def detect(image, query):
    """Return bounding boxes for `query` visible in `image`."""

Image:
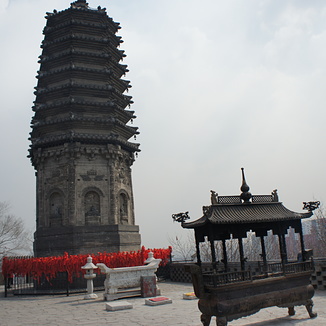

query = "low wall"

[311,259,326,290]
[170,261,264,283]
[170,259,326,290]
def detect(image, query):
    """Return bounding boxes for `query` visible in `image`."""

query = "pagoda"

[29,0,141,257]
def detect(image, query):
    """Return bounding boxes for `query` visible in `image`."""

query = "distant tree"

[308,204,326,257]
[0,201,32,258]
[168,231,196,261]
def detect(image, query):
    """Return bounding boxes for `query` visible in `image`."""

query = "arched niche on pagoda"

[118,190,130,225]
[82,187,104,226]
[48,189,65,227]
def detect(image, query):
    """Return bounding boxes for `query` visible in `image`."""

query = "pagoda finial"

[240,168,252,203]
[71,0,89,9]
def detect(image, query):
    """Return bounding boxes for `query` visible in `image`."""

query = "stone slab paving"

[1,282,325,326]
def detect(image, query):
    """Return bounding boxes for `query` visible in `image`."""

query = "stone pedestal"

[141,276,157,298]
[97,253,161,301]
[34,225,141,257]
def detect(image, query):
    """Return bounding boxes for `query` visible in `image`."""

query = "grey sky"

[0,0,325,249]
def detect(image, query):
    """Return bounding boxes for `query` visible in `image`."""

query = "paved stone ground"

[1,281,325,326]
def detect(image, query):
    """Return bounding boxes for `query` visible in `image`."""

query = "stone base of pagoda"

[33,224,141,257]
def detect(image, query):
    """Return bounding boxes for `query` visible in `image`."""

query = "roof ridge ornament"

[271,189,279,202]
[240,167,252,203]
[210,190,218,205]
[172,211,190,224]
[303,201,320,212]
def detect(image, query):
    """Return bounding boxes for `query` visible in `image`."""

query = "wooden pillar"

[238,237,245,271]
[281,234,288,263]
[260,236,268,273]
[195,239,202,266]
[222,239,228,271]
[278,233,288,273]
[210,239,217,270]
[194,229,202,266]
[208,226,217,270]
[298,222,306,261]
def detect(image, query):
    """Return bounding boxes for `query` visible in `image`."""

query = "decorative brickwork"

[311,259,326,290]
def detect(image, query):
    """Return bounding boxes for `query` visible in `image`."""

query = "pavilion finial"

[240,168,252,203]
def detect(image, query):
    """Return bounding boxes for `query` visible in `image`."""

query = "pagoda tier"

[30,1,141,257]
[29,0,139,168]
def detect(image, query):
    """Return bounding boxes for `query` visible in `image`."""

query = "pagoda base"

[33,224,141,257]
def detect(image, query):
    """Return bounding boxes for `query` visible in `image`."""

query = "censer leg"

[305,299,317,318]
[200,313,212,326]
[288,306,295,316]
[216,316,227,326]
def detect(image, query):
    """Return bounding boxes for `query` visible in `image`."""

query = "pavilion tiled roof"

[183,201,313,228]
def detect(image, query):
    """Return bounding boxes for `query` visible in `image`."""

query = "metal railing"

[203,270,252,286]
[201,261,313,287]
[258,261,314,276]
[3,264,169,297]
[3,272,103,297]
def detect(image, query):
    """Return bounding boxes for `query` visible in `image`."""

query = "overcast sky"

[1,0,326,250]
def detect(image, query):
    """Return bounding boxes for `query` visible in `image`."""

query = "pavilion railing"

[203,270,252,286]
[217,195,274,204]
[258,261,314,276]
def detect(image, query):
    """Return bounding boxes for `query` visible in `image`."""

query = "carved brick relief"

[49,192,63,227]
[119,191,129,225]
[84,190,101,225]
[80,169,105,182]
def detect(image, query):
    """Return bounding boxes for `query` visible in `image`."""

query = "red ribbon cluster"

[2,246,172,283]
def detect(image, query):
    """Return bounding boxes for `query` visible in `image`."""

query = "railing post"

[66,272,69,296]
[4,276,8,297]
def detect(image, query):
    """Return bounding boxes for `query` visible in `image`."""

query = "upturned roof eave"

[182,202,313,228]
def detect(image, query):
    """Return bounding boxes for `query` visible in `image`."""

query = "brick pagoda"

[29,0,141,256]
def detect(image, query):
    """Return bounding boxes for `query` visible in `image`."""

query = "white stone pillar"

[81,256,98,299]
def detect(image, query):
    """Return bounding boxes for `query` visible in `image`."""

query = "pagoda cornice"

[31,114,139,135]
[35,86,133,109]
[38,51,129,77]
[29,143,135,168]
[30,132,140,152]
[39,49,110,63]
[32,98,135,118]
[45,3,121,31]
[35,82,114,95]
[41,34,122,48]
[43,19,116,34]
[42,43,126,62]
[46,6,108,16]
[37,65,112,78]
[45,5,116,20]
[37,72,131,95]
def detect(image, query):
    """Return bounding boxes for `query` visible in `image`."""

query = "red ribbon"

[1,247,172,283]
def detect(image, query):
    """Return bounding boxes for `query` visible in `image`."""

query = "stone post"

[81,256,98,299]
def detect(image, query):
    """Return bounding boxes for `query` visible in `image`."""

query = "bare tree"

[168,230,196,261]
[314,206,326,256]
[304,204,326,257]
[0,201,32,257]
